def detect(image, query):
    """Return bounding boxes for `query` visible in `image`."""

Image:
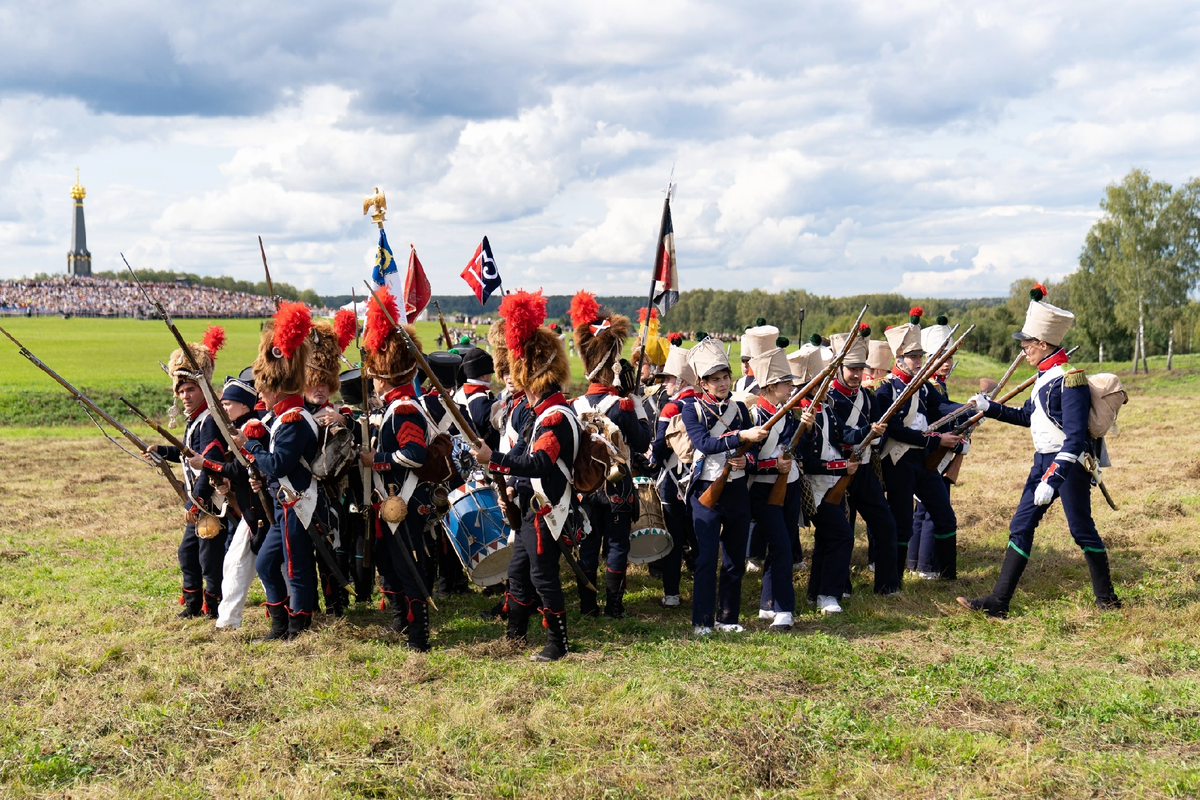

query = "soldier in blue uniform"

[153,327,227,619]
[354,288,436,652]
[649,345,700,608]
[683,337,768,635]
[419,351,471,599]
[472,289,578,662]
[336,367,379,604]
[958,289,1120,617]
[233,302,321,641]
[826,327,898,595]
[875,309,965,585]
[455,347,500,450]
[569,291,652,618]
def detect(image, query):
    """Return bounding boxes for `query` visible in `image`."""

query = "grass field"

[2,345,1200,796]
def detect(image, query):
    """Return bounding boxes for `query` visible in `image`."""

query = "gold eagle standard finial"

[363,186,386,228]
[70,167,86,201]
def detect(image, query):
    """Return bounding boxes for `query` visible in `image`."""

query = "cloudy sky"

[1,1,1198,298]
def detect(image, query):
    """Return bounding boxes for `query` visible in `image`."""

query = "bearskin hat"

[362,287,422,385]
[305,310,357,393]
[168,325,226,392]
[501,289,570,397]
[570,290,631,386]
[253,302,313,396]
[487,317,509,377]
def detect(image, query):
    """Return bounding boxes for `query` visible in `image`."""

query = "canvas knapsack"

[664,413,695,464]
[1085,372,1127,438]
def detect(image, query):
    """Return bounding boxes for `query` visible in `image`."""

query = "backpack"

[310,423,358,481]
[573,414,616,494]
[1083,372,1127,438]
[664,413,695,464]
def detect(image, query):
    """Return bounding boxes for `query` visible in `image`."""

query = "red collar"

[799,397,822,411]
[702,391,730,404]
[463,384,490,395]
[890,365,915,385]
[533,391,567,416]
[756,395,778,414]
[382,384,417,405]
[424,388,440,398]
[1038,348,1068,372]
[676,387,698,400]
[187,401,209,421]
[587,383,617,396]
[254,400,267,411]
[272,395,304,415]
[831,378,857,397]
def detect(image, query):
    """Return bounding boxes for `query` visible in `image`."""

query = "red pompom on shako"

[333,309,357,352]
[909,306,923,324]
[569,290,600,330]
[1029,283,1048,302]
[273,301,312,359]
[501,289,547,360]
[365,288,400,354]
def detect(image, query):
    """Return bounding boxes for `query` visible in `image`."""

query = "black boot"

[532,609,569,662]
[283,609,311,640]
[384,591,409,635]
[603,571,626,619]
[579,570,599,617]
[1084,550,1122,610]
[178,588,203,619]
[253,599,290,643]
[957,547,1028,618]
[505,593,534,644]
[934,532,958,580]
[203,591,221,620]
[404,599,431,652]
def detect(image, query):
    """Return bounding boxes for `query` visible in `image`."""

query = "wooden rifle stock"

[922,350,1024,472]
[823,324,974,506]
[433,300,454,349]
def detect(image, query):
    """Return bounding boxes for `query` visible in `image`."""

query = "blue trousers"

[909,479,952,573]
[689,479,752,627]
[375,514,431,606]
[882,450,956,572]
[255,505,316,615]
[849,466,900,594]
[506,505,565,614]
[657,495,691,596]
[806,498,855,600]
[178,521,227,597]
[579,501,632,577]
[749,481,801,614]
[1009,453,1106,556]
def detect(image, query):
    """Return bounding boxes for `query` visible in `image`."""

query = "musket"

[766,305,869,506]
[0,324,190,505]
[433,300,453,349]
[258,236,279,308]
[124,254,354,595]
[823,324,974,506]
[695,308,861,511]
[351,287,375,574]
[923,350,1024,472]
[365,281,596,594]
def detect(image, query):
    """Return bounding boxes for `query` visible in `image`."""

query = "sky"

[1,1,1198,298]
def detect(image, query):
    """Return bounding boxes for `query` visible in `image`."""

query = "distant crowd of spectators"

[0,276,278,318]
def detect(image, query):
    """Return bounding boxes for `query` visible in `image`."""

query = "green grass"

[1,370,1199,796]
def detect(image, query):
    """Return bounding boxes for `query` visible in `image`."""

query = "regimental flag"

[652,197,679,315]
[460,236,503,305]
[370,228,407,324]
[403,245,432,320]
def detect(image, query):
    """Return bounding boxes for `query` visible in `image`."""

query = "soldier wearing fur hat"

[419,350,472,598]
[649,344,700,608]
[958,287,1120,618]
[471,290,579,662]
[875,308,967,585]
[826,326,900,596]
[683,337,769,635]
[149,325,228,619]
[568,290,652,618]
[305,312,358,616]
[231,302,322,640]
[745,345,804,630]
[335,366,378,603]
[353,288,436,651]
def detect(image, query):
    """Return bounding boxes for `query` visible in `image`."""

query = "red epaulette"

[279,409,305,424]
[541,411,564,426]
[242,420,267,439]
[391,398,421,415]
[618,397,635,412]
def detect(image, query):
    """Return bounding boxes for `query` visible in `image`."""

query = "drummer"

[418,351,471,599]
[569,291,652,619]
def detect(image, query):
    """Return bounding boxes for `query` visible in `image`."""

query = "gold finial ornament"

[70,167,86,201]
[363,186,386,228]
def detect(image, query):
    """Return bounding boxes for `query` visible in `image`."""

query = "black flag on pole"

[652,198,678,315]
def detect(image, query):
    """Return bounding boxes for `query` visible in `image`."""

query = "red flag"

[403,245,432,319]
[459,236,503,304]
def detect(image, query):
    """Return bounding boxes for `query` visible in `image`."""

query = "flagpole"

[634,183,672,384]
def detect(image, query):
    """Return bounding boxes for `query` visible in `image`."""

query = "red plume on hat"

[333,308,357,352]
[273,302,312,359]
[569,290,600,329]
[202,325,226,361]
[637,307,658,323]
[364,288,399,354]
[1030,283,1048,302]
[909,306,923,325]
[500,290,547,360]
